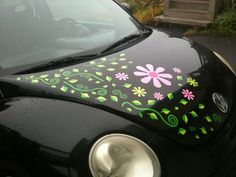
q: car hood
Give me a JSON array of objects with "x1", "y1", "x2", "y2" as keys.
[{"x1": 0, "y1": 30, "x2": 235, "y2": 145}]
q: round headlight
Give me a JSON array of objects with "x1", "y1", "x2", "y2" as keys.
[{"x1": 89, "y1": 134, "x2": 161, "y2": 177}]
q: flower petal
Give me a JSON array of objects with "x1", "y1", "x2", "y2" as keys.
[
  {"x1": 141, "y1": 76, "x2": 152, "y2": 84},
  {"x1": 155, "y1": 67, "x2": 165, "y2": 73},
  {"x1": 158, "y1": 73, "x2": 173, "y2": 79},
  {"x1": 146, "y1": 64, "x2": 154, "y2": 72},
  {"x1": 158, "y1": 77, "x2": 172, "y2": 86},
  {"x1": 136, "y1": 66, "x2": 149, "y2": 73},
  {"x1": 134, "y1": 71, "x2": 148, "y2": 76},
  {"x1": 153, "y1": 78, "x2": 162, "y2": 88}
]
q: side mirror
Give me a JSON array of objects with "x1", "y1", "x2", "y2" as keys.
[{"x1": 121, "y1": 2, "x2": 133, "y2": 14}]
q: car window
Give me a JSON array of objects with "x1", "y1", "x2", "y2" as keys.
[{"x1": 0, "y1": 0, "x2": 142, "y2": 72}]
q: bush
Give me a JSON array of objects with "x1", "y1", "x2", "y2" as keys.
[
  {"x1": 212, "y1": 9, "x2": 236, "y2": 35},
  {"x1": 124, "y1": 0, "x2": 163, "y2": 24}
]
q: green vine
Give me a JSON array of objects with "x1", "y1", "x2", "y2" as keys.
[
  {"x1": 122, "y1": 102, "x2": 178, "y2": 128},
  {"x1": 64, "y1": 82, "x2": 107, "y2": 96}
]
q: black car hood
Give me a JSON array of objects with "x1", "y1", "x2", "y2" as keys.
[{"x1": 0, "y1": 30, "x2": 235, "y2": 145}]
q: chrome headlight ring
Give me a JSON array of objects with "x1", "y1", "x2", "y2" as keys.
[{"x1": 89, "y1": 134, "x2": 161, "y2": 177}]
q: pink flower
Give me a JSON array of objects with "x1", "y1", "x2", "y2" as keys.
[
  {"x1": 134, "y1": 64, "x2": 173, "y2": 88},
  {"x1": 115, "y1": 73, "x2": 129, "y2": 81},
  {"x1": 173, "y1": 67, "x2": 182, "y2": 73},
  {"x1": 182, "y1": 89, "x2": 195, "y2": 100},
  {"x1": 154, "y1": 92, "x2": 164, "y2": 100}
]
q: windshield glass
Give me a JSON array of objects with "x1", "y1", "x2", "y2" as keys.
[{"x1": 0, "y1": 0, "x2": 142, "y2": 71}]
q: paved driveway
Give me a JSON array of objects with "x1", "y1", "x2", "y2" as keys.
[{"x1": 157, "y1": 27, "x2": 236, "y2": 71}]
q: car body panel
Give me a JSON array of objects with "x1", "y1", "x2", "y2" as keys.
[{"x1": 1, "y1": 30, "x2": 235, "y2": 146}]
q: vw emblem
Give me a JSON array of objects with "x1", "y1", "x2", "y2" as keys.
[{"x1": 212, "y1": 93, "x2": 228, "y2": 113}]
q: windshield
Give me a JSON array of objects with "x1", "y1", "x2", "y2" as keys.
[{"x1": 0, "y1": 0, "x2": 143, "y2": 72}]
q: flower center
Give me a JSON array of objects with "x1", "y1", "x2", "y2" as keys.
[{"x1": 149, "y1": 71, "x2": 158, "y2": 78}]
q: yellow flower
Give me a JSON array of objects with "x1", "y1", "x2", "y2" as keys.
[
  {"x1": 187, "y1": 77, "x2": 199, "y2": 87},
  {"x1": 132, "y1": 87, "x2": 147, "y2": 97}
]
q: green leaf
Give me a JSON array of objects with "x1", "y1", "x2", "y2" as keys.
[
  {"x1": 177, "y1": 76, "x2": 183, "y2": 81},
  {"x1": 92, "y1": 92, "x2": 97, "y2": 95},
  {"x1": 119, "y1": 58, "x2": 126, "y2": 61},
  {"x1": 180, "y1": 99, "x2": 188, "y2": 105},
  {"x1": 205, "y1": 116, "x2": 212, "y2": 122},
  {"x1": 40, "y1": 74, "x2": 48, "y2": 78},
  {"x1": 103, "y1": 85, "x2": 108, "y2": 88},
  {"x1": 182, "y1": 114, "x2": 188, "y2": 124},
  {"x1": 31, "y1": 80, "x2": 39, "y2": 84},
  {"x1": 112, "y1": 83, "x2": 116, "y2": 87},
  {"x1": 96, "y1": 96, "x2": 107, "y2": 103},
  {"x1": 138, "y1": 112, "x2": 144, "y2": 118},
  {"x1": 210, "y1": 128, "x2": 214, "y2": 132},
  {"x1": 106, "y1": 76, "x2": 112, "y2": 82},
  {"x1": 111, "y1": 62, "x2": 118, "y2": 65},
  {"x1": 71, "y1": 90, "x2": 75, "y2": 94},
  {"x1": 69, "y1": 79, "x2": 78, "y2": 83},
  {"x1": 123, "y1": 83, "x2": 132, "y2": 88},
  {"x1": 97, "y1": 65, "x2": 105, "y2": 68},
  {"x1": 96, "y1": 72, "x2": 103, "y2": 76},
  {"x1": 175, "y1": 106, "x2": 179, "y2": 111},
  {"x1": 60, "y1": 86, "x2": 68, "y2": 92},
  {"x1": 54, "y1": 73, "x2": 61, "y2": 77},
  {"x1": 127, "y1": 108, "x2": 132, "y2": 112},
  {"x1": 110, "y1": 96, "x2": 118, "y2": 102},
  {"x1": 200, "y1": 127, "x2": 207, "y2": 134},
  {"x1": 132, "y1": 100, "x2": 142, "y2": 106},
  {"x1": 199, "y1": 104, "x2": 205, "y2": 110},
  {"x1": 16, "y1": 77, "x2": 21, "y2": 81},
  {"x1": 147, "y1": 100, "x2": 155, "y2": 106},
  {"x1": 178, "y1": 83, "x2": 183, "y2": 87},
  {"x1": 167, "y1": 93, "x2": 174, "y2": 100},
  {"x1": 90, "y1": 61, "x2": 96, "y2": 65},
  {"x1": 95, "y1": 81, "x2": 100, "y2": 84},
  {"x1": 107, "y1": 68, "x2": 115, "y2": 71},
  {"x1": 162, "y1": 108, "x2": 170, "y2": 115},
  {"x1": 101, "y1": 57, "x2": 106, "y2": 61},
  {"x1": 189, "y1": 126, "x2": 196, "y2": 132},
  {"x1": 81, "y1": 93, "x2": 90, "y2": 99},
  {"x1": 179, "y1": 128, "x2": 187, "y2": 135},
  {"x1": 72, "y1": 69, "x2": 79, "y2": 72},
  {"x1": 195, "y1": 134, "x2": 200, "y2": 139},
  {"x1": 190, "y1": 111, "x2": 198, "y2": 118},
  {"x1": 121, "y1": 66, "x2": 128, "y2": 69},
  {"x1": 148, "y1": 113, "x2": 158, "y2": 120}
]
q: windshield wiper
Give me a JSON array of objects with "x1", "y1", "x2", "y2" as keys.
[
  {"x1": 101, "y1": 30, "x2": 151, "y2": 54},
  {"x1": 17, "y1": 54, "x2": 98, "y2": 74}
]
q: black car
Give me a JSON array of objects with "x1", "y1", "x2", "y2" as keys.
[{"x1": 0, "y1": 0, "x2": 236, "y2": 177}]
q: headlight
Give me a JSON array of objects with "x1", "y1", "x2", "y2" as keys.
[
  {"x1": 213, "y1": 51, "x2": 236, "y2": 76},
  {"x1": 89, "y1": 134, "x2": 161, "y2": 177}
]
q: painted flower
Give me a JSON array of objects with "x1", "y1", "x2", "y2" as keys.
[
  {"x1": 134, "y1": 64, "x2": 173, "y2": 88},
  {"x1": 182, "y1": 89, "x2": 195, "y2": 100},
  {"x1": 154, "y1": 92, "x2": 164, "y2": 100},
  {"x1": 132, "y1": 87, "x2": 147, "y2": 97},
  {"x1": 187, "y1": 77, "x2": 199, "y2": 87},
  {"x1": 115, "y1": 73, "x2": 129, "y2": 81},
  {"x1": 173, "y1": 67, "x2": 182, "y2": 73}
]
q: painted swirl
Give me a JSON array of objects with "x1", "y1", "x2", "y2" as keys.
[
  {"x1": 112, "y1": 90, "x2": 128, "y2": 99},
  {"x1": 122, "y1": 102, "x2": 178, "y2": 128},
  {"x1": 64, "y1": 82, "x2": 107, "y2": 96}
]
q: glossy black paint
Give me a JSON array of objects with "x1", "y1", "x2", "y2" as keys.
[{"x1": 0, "y1": 29, "x2": 236, "y2": 177}]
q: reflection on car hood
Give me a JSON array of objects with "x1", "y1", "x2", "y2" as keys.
[{"x1": 0, "y1": 30, "x2": 235, "y2": 145}]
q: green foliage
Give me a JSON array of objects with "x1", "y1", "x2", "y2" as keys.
[
  {"x1": 212, "y1": 9, "x2": 236, "y2": 35},
  {"x1": 123, "y1": 0, "x2": 163, "y2": 24}
]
